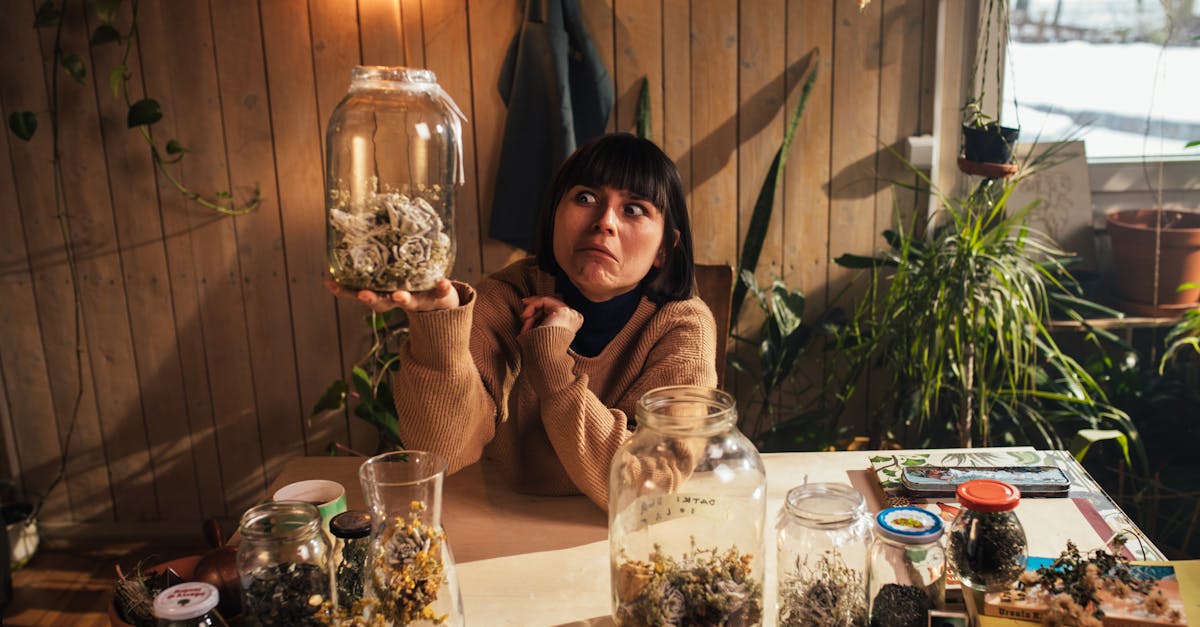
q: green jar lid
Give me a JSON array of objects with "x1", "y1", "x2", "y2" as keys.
[{"x1": 329, "y1": 510, "x2": 372, "y2": 539}]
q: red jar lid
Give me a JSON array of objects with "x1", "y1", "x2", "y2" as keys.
[{"x1": 956, "y1": 479, "x2": 1020, "y2": 512}]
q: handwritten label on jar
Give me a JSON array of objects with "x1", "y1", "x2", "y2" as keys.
[{"x1": 636, "y1": 493, "x2": 730, "y2": 525}]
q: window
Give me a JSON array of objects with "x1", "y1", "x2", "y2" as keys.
[{"x1": 1003, "y1": 1, "x2": 1200, "y2": 163}]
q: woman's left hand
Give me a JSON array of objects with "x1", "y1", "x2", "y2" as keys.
[{"x1": 520, "y1": 296, "x2": 583, "y2": 334}]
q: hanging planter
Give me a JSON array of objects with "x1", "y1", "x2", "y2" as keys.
[
  {"x1": 957, "y1": 0, "x2": 1020, "y2": 179},
  {"x1": 962, "y1": 123, "x2": 1020, "y2": 164},
  {"x1": 1107, "y1": 209, "x2": 1200, "y2": 316}
]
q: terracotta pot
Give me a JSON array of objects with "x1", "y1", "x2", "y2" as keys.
[{"x1": 1107, "y1": 209, "x2": 1200, "y2": 314}]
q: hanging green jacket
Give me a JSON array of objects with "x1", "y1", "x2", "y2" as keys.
[{"x1": 489, "y1": 0, "x2": 613, "y2": 252}]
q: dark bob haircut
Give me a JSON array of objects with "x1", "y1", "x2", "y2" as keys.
[{"x1": 533, "y1": 133, "x2": 696, "y2": 304}]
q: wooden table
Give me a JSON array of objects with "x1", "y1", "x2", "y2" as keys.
[{"x1": 268, "y1": 448, "x2": 1161, "y2": 626}]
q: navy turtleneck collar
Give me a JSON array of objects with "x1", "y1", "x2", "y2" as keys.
[{"x1": 554, "y1": 274, "x2": 643, "y2": 357}]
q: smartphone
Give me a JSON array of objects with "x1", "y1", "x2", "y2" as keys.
[{"x1": 900, "y1": 465, "x2": 1071, "y2": 498}]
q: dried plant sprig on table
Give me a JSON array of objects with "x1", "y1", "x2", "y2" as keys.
[
  {"x1": 1009, "y1": 536, "x2": 1184, "y2": 625},
  {"x1": 615, "y1": 539, "x2": 762, "y2": 626},
  {"x1": 113, "y1": 560, "x2": 186, "y2": 627},
  {"x1": 329, "y1": 184, "x2": 452, "y2": 292},
  {"x1": 777, "y1": 550, "x2": 867, "y2": 627}
]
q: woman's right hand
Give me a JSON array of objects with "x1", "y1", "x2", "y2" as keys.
[{"x1": 324, "y1": 278, "x2": 459, "y2": 313}]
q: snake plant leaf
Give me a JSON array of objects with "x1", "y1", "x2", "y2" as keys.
[
  {"x1": 127, "y1": 98, "x2": 162, "y2": 128},
  {"x1": 90, "y1": 24, "x2": 121, "y2": 46},
  {"x1": 34, "y1": 0, "x2": 60, "y2": 27},
  {"x1": 730, "y1": 51, "x2": 820, "y2": 329},
  {"x1": 8, "y1": 111, "x2": 37, "y2": 141},
  {"x1": 62, "y1": 54, "x2": 87, "y2": 85},
  {"x1": 635, "y1": 76, "x2": 650, "y2": 139},
  {"x1": 311, "y1": 380, "x2": 348, "y2": 415}
]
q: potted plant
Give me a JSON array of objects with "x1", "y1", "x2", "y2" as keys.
[
  {"x1": 961, "y1": 96, "x2": 1020, "y2": 168},
  {"x1": 1106, "y1": 208, "x2": 1200, "y2": 315},
  {"x1": 829, "y1": 152, "x2": 1145, "y2": 471},
  {"x1": 958, "y1": 0, "x2": 1021, "y2": 178}
]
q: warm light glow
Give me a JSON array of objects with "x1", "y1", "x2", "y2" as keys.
[{"x1": 352, "y1": 134, "x2": 369, "y2": 209}]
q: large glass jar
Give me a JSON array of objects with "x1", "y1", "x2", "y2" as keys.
[
  {"x1": 947, "y1": 479, "x2": 1027, "y2": 592},
  {"x1": 236, "y1": 501, "x2": 333, "y2": 626},
  {"x1": 867, "y1": 507, "x2": 946, "y2": 627},
  {"x1": 325, "y1": 66, "x2": 465, "y2": 293},
  {"x1": 776, "y1": 483, "x2": 871, "y2": 627},
  {"x1": 608, "y1": 386, "x2": 766, "y2": 626},
  {"x1": 358, "y1": 451, "x2": 463, "y2": 626}
]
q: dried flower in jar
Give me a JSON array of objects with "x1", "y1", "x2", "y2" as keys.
[
  {"x1": 329, "y1": 183, "x2": 452, "y2": 292},
  {"x1": 614, "y1": 540, "x2": 762, "y2": 626},
  {"x1": 777, "y1": 550, "x2": 867, "y2": 627}
]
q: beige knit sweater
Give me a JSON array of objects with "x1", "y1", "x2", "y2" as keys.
[{"x1": 392, "y1": 258, "x2": 717, "y2": 509}]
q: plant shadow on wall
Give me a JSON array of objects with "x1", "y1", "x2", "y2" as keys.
[
  {"x1": 4, "y1": 0, "x2": 260, "y2": 536},
  {"x1": 818, "y1": 146, "x2": 1148, "y2": 475}
]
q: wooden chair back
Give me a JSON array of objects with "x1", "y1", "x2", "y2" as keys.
[{"x1": 694, "y1": 264, "x2": 734, "y2": 388}]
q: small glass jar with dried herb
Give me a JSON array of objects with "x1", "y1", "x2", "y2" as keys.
[
  {"x1": 867, "y1": 507, "x2": 946, "y2": 627},
  {"x1": 775, "y1": 482, "x2": 871, "y2": 627},
  {"x1": 330, "y1": 509, "x2": 372, "y2": 610},
  {"x1": 608, "y1": 386, "x2": 766, "y2": 626},
  {"x1": 325, "y1": 66, "x2": 466, "y2": 293},
  {"x1": 947, "y1": 479, "x2": 1027, "y2": 592},
  {"x1": 236, "y1": 501, "x2": 333, "y2": 626}
]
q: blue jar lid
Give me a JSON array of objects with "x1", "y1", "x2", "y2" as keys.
[{"x1": 875, "y1": 506, "x2": 943, "y2": 544}]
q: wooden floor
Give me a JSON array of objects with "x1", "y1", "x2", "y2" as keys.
[{"x1": 4, "y1": 539, "x2": 206, "y2": 626}]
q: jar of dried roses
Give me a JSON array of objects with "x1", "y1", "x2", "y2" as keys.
[{"x1": 325, "y1": 66, "x2": 465, "y2": 292}]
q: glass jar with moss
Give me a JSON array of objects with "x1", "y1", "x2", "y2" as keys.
[
  {"x1": 776, "y1": 482, "x2": 872, "y2": 627},
  {"x1": 867, "y1": 507, "x2": 946, "y2": 627},
  {"x1": 325, "y1": 66, "x2": 465, "y2": 293},
  {"x1": 236, "y1": 501, "x2": 333, "y2": 626},
  {"x1": 608, "y1": 386, "x2": 766, "y2": 626},
  {"x1": 947, "y1": 479, "x2": 1027, "y2": 592}
]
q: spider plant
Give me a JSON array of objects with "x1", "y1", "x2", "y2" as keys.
[{"x1": 831, "y1": 154, "x2": 1146, "y2": 472}]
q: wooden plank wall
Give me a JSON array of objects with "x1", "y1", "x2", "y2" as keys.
[{"x1": 0, "y1": 0, "x2": 936, "y2": 528}]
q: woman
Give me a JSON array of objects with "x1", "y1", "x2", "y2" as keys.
[{"x1": 329, "y1": 133, "x2": 716, "y2": 508}]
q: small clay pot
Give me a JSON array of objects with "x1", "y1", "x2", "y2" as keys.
[{"x1": 192, "y1": 517, "x2": 241, "y2": 618}]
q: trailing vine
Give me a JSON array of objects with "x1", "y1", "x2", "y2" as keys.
[{"x1": 5, "y1": 0, "x2": 259, "y2": 519}]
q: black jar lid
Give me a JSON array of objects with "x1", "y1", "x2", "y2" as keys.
[{"x1": 329, "y1": 510, "x2": 373, "y2": 539}]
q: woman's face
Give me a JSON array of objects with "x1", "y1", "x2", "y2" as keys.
[{"x1": 552, "y1": 184, "x2": 669, "y2": 302}]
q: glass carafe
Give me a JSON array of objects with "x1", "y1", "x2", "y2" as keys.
[
  {"x1": 608, "y1": 385, "x2": 766, "y2": 626},
  {"x1": 325, "y1": 66, "x2": 465, "y2": 293},
  {"x1": 358, "y1": 451, "x2": 463, "y2": 626}
]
